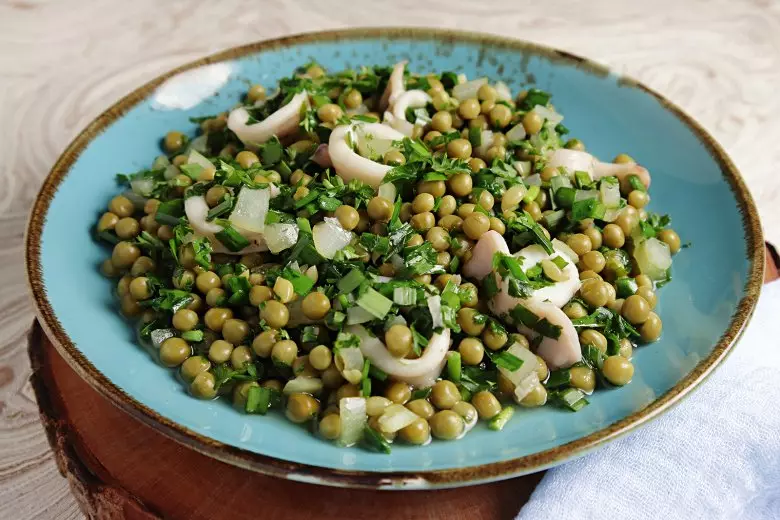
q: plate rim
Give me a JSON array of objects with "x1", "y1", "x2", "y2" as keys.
[{"x1": 24, "y1": 27, "x2": 765, "y2": 489}]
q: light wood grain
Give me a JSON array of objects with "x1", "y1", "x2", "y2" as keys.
[{"x1": 1, "y1": 1, "x2": 778, "y2": 518}]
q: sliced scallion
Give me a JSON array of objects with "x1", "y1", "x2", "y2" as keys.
[{"x1": 488, "y1": 406, "x2": 515, "y2": 431}]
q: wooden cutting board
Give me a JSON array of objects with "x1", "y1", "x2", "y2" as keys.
[{"x1": 28, "y1": 246, "x2": 777, "y2": 520}]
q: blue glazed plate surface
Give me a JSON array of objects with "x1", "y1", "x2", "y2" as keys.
[{"x1": 26, "y1": 29, "x2": 763, "y2": 489}]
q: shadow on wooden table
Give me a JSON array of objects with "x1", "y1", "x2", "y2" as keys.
[{"x1": 29, "y1": 246, "x2": 778, "y2": 520}]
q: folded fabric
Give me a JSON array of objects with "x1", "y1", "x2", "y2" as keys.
[{"x1": 519, "y1": 280, "x2": 780, "y2": 520}]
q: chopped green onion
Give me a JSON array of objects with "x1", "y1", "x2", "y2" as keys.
[
  {"x1": 361, "y1": 359, "x2": 372, "y2": 397},
  {"x1": 281, "y1": 268, "x2": 315, "y2": 296},
  {"x1": 615, "y1": 277, "x2": 638, "y2": 298},
  {"x1": 542, "y1": 209, "x2": 566, "y2": 230},
  {"x1": 215, "y1": 225, "x2": 250, "y2": 252},
  {"x1": 363, "y1": 426, "x2": 392, "y2": 454},
  {"x1": 554, "y1": 187, "x2": 576, "y2": 208},
  {"x1": 338, "y1": 269, "x2": 366, "y2": 294},
  {"x1": 411, "y1": 387, "x2": 432, "y2": 400},
  {"x1": 468, "y1": 126, "x2": 482, "y2": 148},
  {"x1": 96, "y1": 230, "x2": 119, "y2": 245},
  {"x1": 571, "y1": 198, "x2": 606, "y2": 221},
  {"x1": 551, "y1": 255, "x2": 568, "y2": 270},
  {"x1": 293, "y1": 188, "x2": 320, "y2": 209},
  {"x1": 296, "y1": 217, "x2": 312, "y2": 234},
  {"x1": 393, "y1": 286, "x2": 417, "y2": 306},
  {"x1": 523, "y1": 184, "x2": 540, "y2": 203},
  {"x1": 181, "y1": 330, "x2": 204, "y2": 342},
  {"x1": 206, "y1": 197, "x2": 233, "y2": 220},
  {"x1": 155, "y1": 199, "x2": 184, "y2": 225},
  {"x1": 488, "y1": 406, "x2": 515, "y2": 431},
  {"x1": 369, "y1": 365, "x2": 388, "y2": 381},
  {"x1": 545, "y1": 369, "x2": 572, "y2": 389},
  {"x1": 510, "y1": 303, "x2": 539, "y2": 328},
  {"x1": 179, "y1": 163, "x2": 204, "y2": 180},
  {"x1": 447, "y1": 352, "x2": 462, "y2": 383},
  {"x1": 574, "y1": 170, "x2": 592, "y2": 189},
  {"x1": 489, "y1": 351, "x2": 524, "y2": 372},
  {"x1": 356, "y1": 288, "x2": 393, "y2": 319},
  {"x1": 551, "y1": 388, "x2": 589, "y2": 412},
  {"x1": 534, "y1": 318, "x2": 562, "y2": 339}
]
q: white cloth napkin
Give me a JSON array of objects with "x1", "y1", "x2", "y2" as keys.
[{"x1": 518, "y1": 280, "x2": 780, "y2": 520}]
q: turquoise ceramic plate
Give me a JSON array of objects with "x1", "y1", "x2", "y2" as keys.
[{"x1": 26, "y1": 28, "x2": 763, "y2": 489}]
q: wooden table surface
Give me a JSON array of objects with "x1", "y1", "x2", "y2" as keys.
[{"x1": 2, "y1": 1, "x2": 780, "y2": 517}]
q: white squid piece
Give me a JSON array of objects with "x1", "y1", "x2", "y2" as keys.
[
  {"x1": 521, "y1": 301, "x2": 582, "y2": 370},
  {"x1": 227, "y1": 91, "x2": 308, "y2": 147},
  {"x1": 347, "y1": 325, "x2": 451, "y2": 388},
  {"x1": 184, "y1": 196, "x2": 268, "y2": 255},
  {"x1": 465, "y1": 231, "x2": 582, "y2": 369},
  {"x1": 328, "y1": 123, "x2": 406, "y2": 188},
  {"x1": 384, "y1": 90, "x2": 431, "y2": 137},
  {"x1": 462, "y1": 230, "x2": 509, "y2": 281},
  {"x1": 548, "y1": 148, "x2": 651, "y2": 188},
  {"x1": 378, "y1": 61, "x2": 407, "y2": 112},
  {"x1": 487, "y1": 277, "x2": 582, "y2": 369}
]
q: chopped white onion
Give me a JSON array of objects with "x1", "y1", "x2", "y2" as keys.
[
  {"x1": 495, "y1": 81, "x2": 512, "y2": 101},
  {"x1": 506, "y1": 123, "x2": 527, "y2": 143},
  {"x1": 513, "y1": 372, "x2": 541, "y2": 403},
  {"x1": 512, "y1": 161, "x2": 532, "y2": 177},
  {"x1": 347, "y1": 305, "x2": 375, "y2": 325},
  {"x1": 312, "y1": 218, "x2": 353, "y2": 259},
  {"x1": 475, "y1": 130, "x2": 494, "y2": 158},
  {"x1": 152, "y1": 155, "x2": 170, "y2": 170},
  {"x1": 427, "y1": 295, "x2": 443, "y2": 329},
  {"x1": 130, "y1": 177, "x2": 155, "y2": 197},
  {"x1": 600, "y1": 180, "x2": 621, "y2": 208},
  {"x1": 452, "y1": 77, "x2": 488, "y2": 101},
  {"x1": 531, "y1": 105, "x2": 564, "y2": 126},
  {"x1": 602, "y1": 208, "x2": 622, "y2": 223},
  {"x1": 150, "y1": 328, "x2": 176, "y2": 349},
  {"x1": 377, "y1": 404, "x2": 420, "y2": 433},
  {"x1": 163, "y1": 164, "x2": 179, "y2": 180},
  {"x1": 497, "y1": 343, "x2": 538, "y2": 390},
  {"x1": 263, "y1": 223, "x2": 298, "y2": 254},
  {"x1": 633, "y1": 237, "x2": 672, "y2": 281},
  {"x1": 575, "y1": 189, "x2": 600, "y2": 202},
  {"x1": 339, "y1": 397, "x2": 367, "y2": 447},
  {"x1": 283, "y1": 377, "x2": 323, "y2": 395},
  {"x1": 334, "y1": 347, "x2": 365, "y2": 384},
  {"x1": 188, "y1": 149, "x2": 214, "y2": 171},
  {"x1": 229, "y1": 187, "x2": 270, "y2": 234},
  {"x1": 525, "y1": 174, "x2": 542, "y2": 186},
  {"x1": 186, "y1": 134, "x2": 209, "y2": 154},
  {"x1": 378, "y1": 183, "x2": 397, "y2": 202}
]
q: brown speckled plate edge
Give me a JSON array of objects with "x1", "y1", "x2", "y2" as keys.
[{"x1": 24, "y1": 27, "x2": 764, "y2": 489}]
